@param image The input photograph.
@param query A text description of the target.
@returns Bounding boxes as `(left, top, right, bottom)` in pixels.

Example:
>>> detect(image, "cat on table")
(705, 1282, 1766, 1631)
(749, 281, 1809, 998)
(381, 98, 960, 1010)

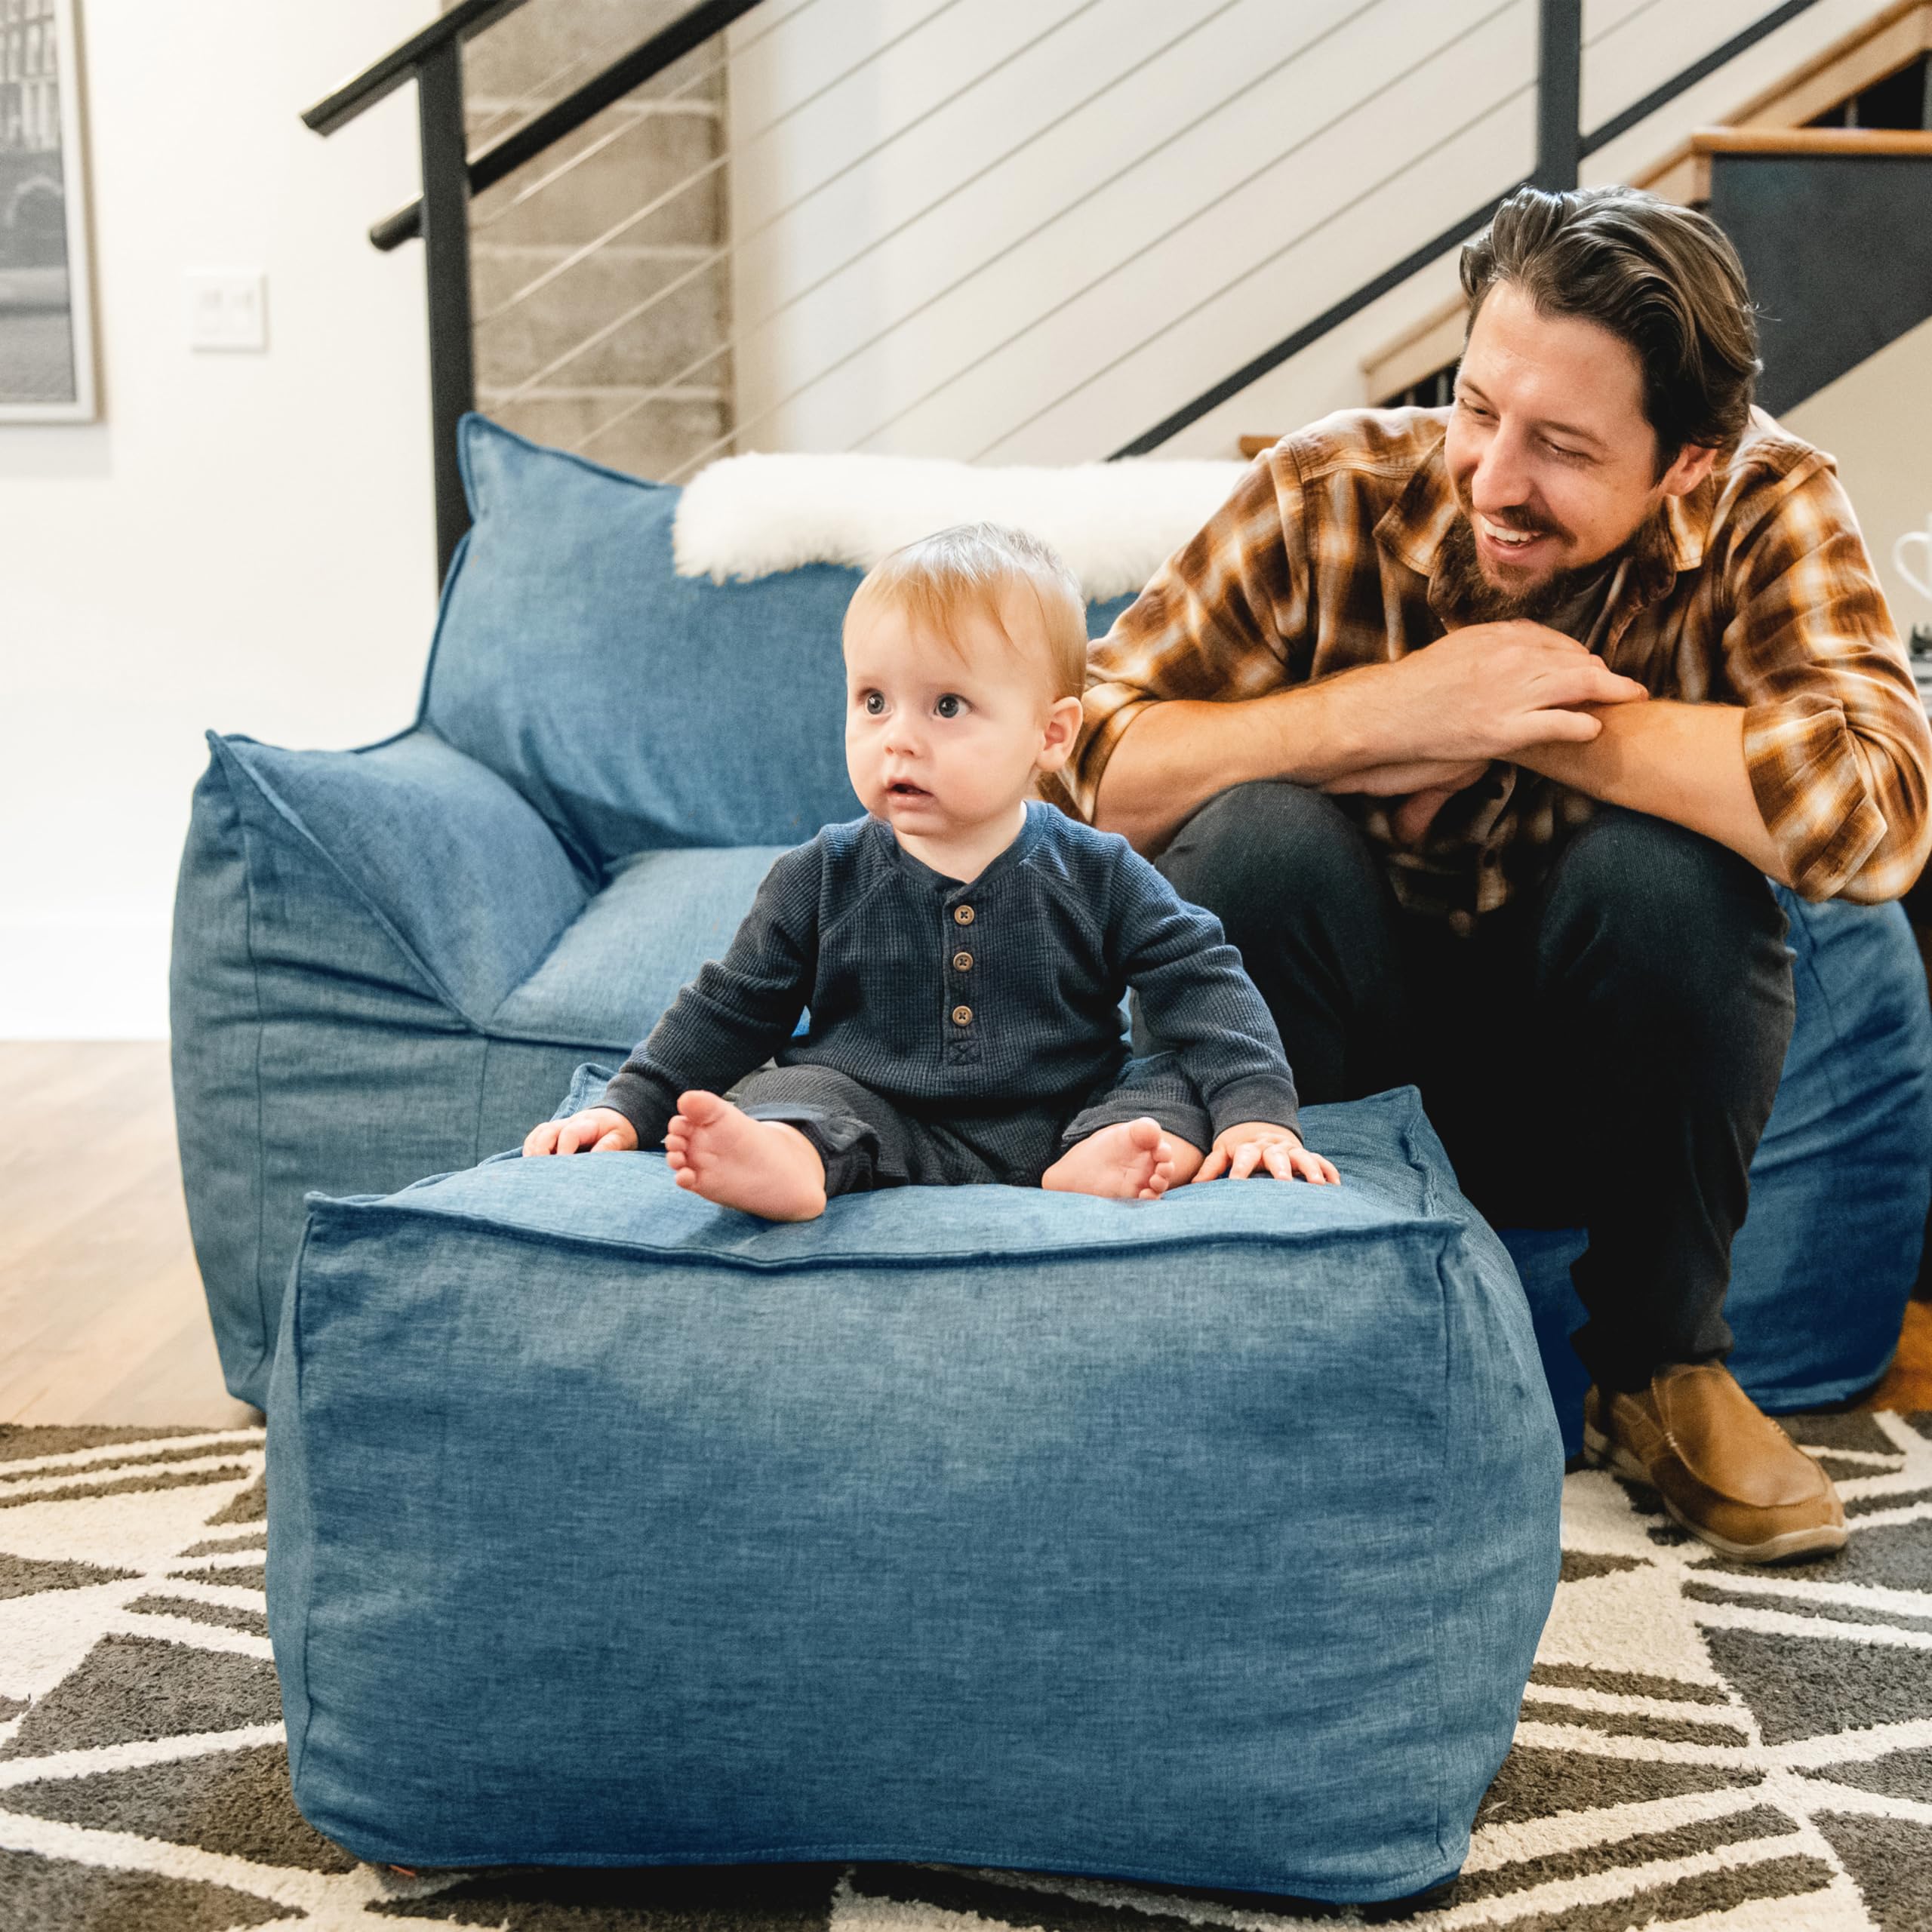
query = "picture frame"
(0, 0, 97, 423)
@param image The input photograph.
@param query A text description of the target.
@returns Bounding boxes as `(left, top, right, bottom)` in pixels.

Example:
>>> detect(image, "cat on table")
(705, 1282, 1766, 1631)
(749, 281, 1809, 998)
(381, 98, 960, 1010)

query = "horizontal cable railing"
(576, 0, 1734, 478)
(303, 0, 781, 577)
(485, 0, 992, 399)
(309, 0, 1843, 575)
(361, 0, 770, 251)
(565, 0, 1367, 470)
(1112, 0, 1826, 455)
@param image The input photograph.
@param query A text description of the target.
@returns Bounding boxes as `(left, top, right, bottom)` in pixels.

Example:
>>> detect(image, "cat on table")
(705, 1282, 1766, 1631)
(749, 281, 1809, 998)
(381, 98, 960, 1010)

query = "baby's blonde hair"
(844, 521, 1089, 702)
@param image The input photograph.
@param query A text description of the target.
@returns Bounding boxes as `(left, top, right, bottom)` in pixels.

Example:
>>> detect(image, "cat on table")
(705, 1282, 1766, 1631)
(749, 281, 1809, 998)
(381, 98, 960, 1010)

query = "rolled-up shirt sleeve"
(1724, 457, 1932, 902)
(1043, 454, 1304, 823)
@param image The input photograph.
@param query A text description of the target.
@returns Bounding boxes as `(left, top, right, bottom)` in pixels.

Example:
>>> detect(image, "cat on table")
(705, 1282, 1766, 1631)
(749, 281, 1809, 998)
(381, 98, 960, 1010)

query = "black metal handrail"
(303, 0, 768, 580)
(1111, 0, 1825, 457)
(311, 0, 1834, 576)
(301, 0, 528, 137)
(364, 0, 768, 251)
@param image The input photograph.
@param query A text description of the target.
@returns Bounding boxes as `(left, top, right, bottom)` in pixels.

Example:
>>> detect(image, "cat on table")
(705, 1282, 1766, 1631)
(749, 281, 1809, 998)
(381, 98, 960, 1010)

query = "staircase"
(448, 0, 735, 483)
(1363, 6, 1932, 418)
(309, 0, 1932, 581)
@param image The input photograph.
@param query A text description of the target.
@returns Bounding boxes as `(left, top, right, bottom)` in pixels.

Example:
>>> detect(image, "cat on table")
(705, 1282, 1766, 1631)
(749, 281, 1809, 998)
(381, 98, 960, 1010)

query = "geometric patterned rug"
(2, 1415, 1929, 1930)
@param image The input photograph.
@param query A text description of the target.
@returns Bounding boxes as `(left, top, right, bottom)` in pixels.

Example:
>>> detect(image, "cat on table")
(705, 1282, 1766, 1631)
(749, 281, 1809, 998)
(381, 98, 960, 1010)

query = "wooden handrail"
(1686, 125, 1932, 199)
(1692, 125, 1932, 154)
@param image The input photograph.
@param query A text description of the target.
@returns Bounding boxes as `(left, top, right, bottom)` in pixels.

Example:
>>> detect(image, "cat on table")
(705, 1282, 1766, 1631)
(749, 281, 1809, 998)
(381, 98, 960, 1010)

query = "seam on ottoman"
(303, 1199, 1465, 1275)
(1426, 1225, 1457, 1875)
(306, 1832, 1462, 1903)
(280, 1216, 319, 1792)
(220, 745, 276, 1389)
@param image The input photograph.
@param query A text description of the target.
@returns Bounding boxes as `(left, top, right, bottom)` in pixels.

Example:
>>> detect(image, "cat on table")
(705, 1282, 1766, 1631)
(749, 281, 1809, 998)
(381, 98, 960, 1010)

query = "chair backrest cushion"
(420, 417, 1134, 873)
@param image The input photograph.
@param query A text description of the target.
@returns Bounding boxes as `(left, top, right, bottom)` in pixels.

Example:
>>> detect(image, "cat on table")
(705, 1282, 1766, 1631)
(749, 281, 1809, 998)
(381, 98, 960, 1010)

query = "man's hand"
(1192, 1122, 1340, 1186)
(1374, 620, 1648, 762)
(523, 1106, 638, 1156)
(1321, 758, 1493, 846)
(1315, 624, 1648, 845)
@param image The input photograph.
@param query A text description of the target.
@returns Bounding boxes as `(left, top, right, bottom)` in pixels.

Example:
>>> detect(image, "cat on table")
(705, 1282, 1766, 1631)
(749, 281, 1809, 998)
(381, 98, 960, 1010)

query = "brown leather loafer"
(1583, 1363, 1847, 1564)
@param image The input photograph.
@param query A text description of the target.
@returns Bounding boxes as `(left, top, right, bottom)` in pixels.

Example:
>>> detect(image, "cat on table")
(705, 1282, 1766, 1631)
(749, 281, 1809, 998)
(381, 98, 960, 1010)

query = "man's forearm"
(1091, 622, 1654, 853)
(1092, 669, 1398, 852)
(1513, 700, 1790, 884)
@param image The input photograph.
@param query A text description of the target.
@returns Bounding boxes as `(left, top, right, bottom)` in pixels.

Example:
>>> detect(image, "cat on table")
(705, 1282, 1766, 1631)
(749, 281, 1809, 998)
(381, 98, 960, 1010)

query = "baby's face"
(844, 598, 1067, 842)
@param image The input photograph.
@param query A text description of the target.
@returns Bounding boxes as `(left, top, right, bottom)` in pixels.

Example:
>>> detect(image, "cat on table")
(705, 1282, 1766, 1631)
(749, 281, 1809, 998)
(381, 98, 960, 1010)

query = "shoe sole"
(1580, 1420, 1848, 1564)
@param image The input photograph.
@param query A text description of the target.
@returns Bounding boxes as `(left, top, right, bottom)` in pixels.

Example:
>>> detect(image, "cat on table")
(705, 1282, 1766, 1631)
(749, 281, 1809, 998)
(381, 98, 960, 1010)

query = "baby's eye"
(934, 693, 965, 719)
(863, 691, 885, 715)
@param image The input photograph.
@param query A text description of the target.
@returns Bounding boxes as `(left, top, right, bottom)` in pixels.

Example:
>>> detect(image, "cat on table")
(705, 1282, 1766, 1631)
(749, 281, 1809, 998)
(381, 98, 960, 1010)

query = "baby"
(525, 522, 1336, 1218)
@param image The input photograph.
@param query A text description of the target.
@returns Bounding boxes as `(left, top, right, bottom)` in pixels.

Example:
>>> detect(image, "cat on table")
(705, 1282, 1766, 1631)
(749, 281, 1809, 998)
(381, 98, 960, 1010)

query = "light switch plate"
(185, 271, 268, 352)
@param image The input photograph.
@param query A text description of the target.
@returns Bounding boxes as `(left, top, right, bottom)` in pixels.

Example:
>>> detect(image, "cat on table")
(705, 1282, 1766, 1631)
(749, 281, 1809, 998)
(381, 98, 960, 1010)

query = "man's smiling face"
(1441, 280, 1714, 614)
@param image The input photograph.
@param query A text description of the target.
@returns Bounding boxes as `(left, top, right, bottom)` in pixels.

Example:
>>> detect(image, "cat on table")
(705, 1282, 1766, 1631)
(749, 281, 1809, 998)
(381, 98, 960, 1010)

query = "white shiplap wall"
(724, 0, 1894, 464)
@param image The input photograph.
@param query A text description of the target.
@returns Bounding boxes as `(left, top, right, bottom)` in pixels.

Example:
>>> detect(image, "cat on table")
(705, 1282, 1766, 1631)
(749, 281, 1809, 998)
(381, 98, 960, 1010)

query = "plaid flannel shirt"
(1048, 407, 1932, 925)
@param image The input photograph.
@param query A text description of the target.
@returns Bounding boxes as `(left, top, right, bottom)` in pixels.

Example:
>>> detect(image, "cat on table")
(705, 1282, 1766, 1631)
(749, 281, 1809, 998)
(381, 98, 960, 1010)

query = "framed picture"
(0, 0, 95, 422)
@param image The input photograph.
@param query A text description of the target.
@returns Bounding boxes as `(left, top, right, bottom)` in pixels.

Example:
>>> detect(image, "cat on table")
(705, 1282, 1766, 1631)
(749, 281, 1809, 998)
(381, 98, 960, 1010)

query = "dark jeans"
(1156, 782, 1795, 1391)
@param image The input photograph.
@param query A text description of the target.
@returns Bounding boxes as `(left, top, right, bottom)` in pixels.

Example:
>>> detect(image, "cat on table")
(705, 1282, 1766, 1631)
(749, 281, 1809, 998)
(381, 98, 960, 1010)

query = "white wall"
(0, 1, 441, 1038)
(724, 0, 1898, 464)
(1786, 312, 1932, 652)
(8, 0, 1925, 1039)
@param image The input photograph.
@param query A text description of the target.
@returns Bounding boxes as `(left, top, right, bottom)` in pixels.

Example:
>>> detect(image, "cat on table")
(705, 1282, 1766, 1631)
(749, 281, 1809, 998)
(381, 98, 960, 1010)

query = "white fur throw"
(671, 451, 1249, 602)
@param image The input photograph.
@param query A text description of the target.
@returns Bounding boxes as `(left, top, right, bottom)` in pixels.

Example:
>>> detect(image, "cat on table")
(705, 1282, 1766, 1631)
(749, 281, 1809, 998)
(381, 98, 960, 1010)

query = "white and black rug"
(2, 1414, 1930, 1931)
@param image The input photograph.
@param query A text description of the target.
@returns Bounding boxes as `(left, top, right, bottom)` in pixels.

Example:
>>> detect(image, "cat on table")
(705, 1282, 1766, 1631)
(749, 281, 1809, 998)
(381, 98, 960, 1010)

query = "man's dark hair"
(1459, 185, 1761, 457)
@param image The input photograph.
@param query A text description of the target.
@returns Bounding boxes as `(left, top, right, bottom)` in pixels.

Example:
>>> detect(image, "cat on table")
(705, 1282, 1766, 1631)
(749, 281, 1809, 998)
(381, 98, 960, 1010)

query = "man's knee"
(1540, 808, 1792, 1012)
(1156, 780, 1383, 918)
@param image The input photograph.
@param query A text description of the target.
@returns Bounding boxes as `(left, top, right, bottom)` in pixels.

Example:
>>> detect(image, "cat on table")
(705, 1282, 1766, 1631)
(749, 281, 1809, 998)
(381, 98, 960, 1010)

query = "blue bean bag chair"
(171, 415, 1932, 1431)
(267, 1081, 1561, 1904)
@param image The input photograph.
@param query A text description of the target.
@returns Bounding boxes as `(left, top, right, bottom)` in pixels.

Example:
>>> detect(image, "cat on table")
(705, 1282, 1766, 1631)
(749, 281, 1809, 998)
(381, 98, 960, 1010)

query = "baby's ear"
(1036, 694, 1084, 771)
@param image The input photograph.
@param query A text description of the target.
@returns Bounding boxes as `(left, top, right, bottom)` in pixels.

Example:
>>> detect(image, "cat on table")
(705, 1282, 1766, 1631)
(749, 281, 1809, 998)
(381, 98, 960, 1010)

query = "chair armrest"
(188, 728, 588, 1024)
(170, 728, 593, 1407)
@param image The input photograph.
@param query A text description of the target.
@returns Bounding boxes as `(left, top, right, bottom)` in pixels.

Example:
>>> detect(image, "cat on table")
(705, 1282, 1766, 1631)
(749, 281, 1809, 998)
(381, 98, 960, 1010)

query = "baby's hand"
(1192, 1121, 1339, 1186)
(522, 1107, 638, 1157)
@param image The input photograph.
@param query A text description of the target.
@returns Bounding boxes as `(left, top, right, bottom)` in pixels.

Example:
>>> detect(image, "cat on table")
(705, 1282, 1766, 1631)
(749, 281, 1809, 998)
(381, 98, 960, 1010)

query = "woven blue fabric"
(268, 1084, 1561, 1903)
(169, 727, 793, 1404)
(169, 730, 592, 1400)
(174, 411, 1927, 1446)
(1506, 884, 1932, 1456)
(421, 416, 1134, 871)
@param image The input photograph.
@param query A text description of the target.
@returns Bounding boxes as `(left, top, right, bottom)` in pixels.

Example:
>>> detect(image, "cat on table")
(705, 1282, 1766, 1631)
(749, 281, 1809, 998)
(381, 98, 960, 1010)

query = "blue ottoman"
(267, 1084, 1562, 1905)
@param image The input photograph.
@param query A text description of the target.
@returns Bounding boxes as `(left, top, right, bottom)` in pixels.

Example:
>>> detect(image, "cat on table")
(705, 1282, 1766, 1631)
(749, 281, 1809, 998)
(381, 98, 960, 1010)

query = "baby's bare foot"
(1041, 1117, 1176, 1201)
(664, 1091, 827, 1221)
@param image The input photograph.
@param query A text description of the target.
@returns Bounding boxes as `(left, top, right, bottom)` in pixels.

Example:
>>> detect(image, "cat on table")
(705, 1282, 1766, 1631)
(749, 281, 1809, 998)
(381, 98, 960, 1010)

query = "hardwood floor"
(1, 1043, 1927, 1426)
(0, 1042, 256, 1427)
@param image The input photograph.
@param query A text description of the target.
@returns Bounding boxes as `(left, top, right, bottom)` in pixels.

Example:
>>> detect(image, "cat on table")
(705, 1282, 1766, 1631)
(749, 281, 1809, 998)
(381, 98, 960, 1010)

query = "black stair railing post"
(1534, 0, 1583, 192)
(416, 38, 475, 584)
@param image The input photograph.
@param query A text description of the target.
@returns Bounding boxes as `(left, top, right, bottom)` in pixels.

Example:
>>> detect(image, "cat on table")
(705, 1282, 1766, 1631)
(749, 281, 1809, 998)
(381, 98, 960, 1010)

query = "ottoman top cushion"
(322, 1084, 1464, 1268)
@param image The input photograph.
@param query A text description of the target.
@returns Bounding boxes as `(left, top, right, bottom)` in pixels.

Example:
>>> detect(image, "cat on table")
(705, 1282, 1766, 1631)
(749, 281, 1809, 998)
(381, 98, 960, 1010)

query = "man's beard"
(1432, 512, 1611, 626)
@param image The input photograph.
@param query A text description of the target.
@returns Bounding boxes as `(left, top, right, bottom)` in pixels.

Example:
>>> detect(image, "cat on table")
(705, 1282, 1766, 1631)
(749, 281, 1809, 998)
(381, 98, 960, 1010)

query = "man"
(1049, 185, 1932, 1563)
